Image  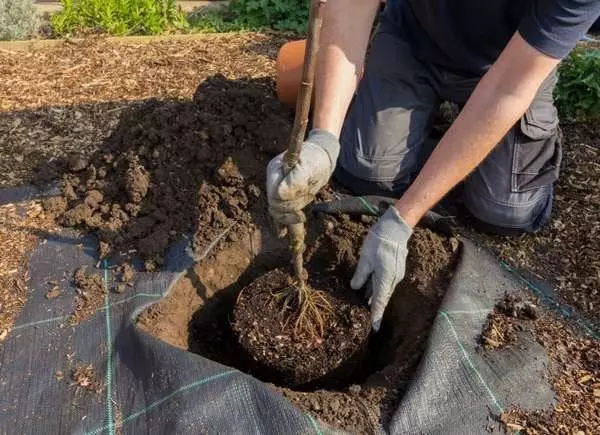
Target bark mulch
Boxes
[0,201,57,338]
[467,122,600,330]
[0,33,289,188]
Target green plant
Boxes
[555,48,600,122]
[187,5,250,33]
[0,0,40,40]
[51,0,188,36]
[190,0,309,33]
[231,0,309,32]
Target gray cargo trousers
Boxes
[335,22,562,234]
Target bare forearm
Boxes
[396,33,559,226]
[313,0,380,136]
[396,85,532,225]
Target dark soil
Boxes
[232,268,372,388]
[43,74,292,265]
[138,213,457,433]
[70,266,105,325]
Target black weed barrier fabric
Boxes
[0,189,559,434]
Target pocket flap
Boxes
[520,103,558,140]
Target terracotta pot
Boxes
[276,39,366,108]
[276,40,308,108]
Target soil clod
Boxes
[71,364,102,394]
[116,263,135,284]
[71,266,105,325]
[480,294,538,350]
[45,286,61,299]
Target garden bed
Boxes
[0,34,598,433]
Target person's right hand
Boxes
[266,129,340,226]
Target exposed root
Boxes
[274,281,333,337]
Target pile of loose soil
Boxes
[232,268,371,387]
[139,212,458,433]
[41,74,291,265]
[0,33,289,188]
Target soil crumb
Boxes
[232,268,371,387]
[45,285,61,299]
[117,263,135,283]
[112,263,135,294]
[71,364,102,394]
[70,266,105,325]
[480,294,539,350]
[46,75,291,265]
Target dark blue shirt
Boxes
[384,0,600,74]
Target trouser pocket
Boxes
[511,100,562,193]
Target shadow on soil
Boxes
[181,208,454,394]
[28,74,292,271]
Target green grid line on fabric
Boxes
[84,371,238,435]
[307,413,324,435]
[102,261,116,435]
[11,293,161,331]
[358,196,379,215]
[439,311,504,414]
[501,262,600,341]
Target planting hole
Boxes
[138,213,458,430]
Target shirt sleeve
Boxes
[519,0,600,59]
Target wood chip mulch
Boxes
[0,201,57,337]
[499,306,600,434]
[468,122,600,331]
[0,33,290,188]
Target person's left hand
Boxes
[350,206,413,331]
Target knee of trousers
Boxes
[462,183,553,233]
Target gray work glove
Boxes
[350,206,413,331]
[266,129,340,225]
